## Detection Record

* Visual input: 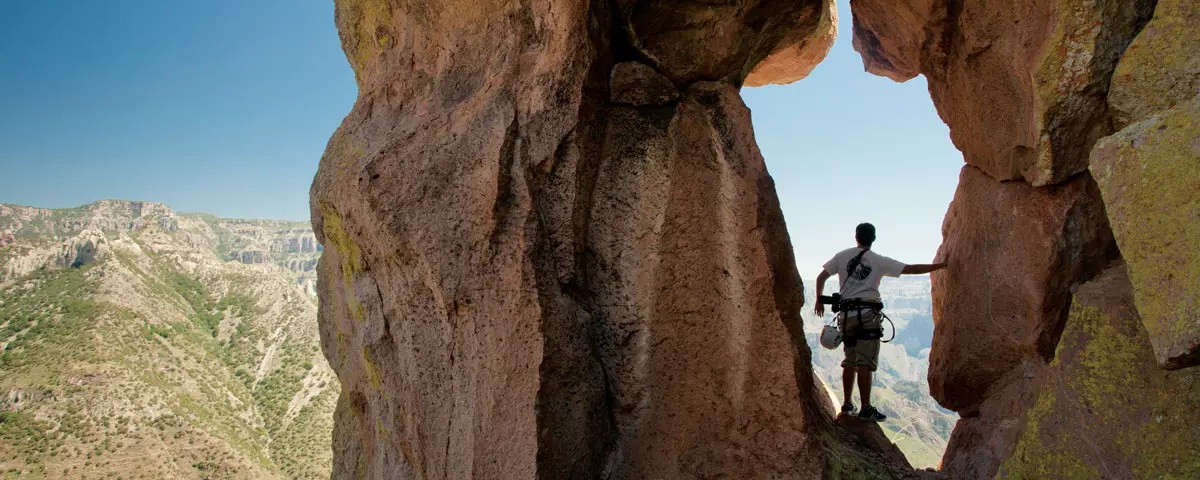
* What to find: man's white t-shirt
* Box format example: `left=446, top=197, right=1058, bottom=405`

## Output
left=822, top=248, right=906, bottom=301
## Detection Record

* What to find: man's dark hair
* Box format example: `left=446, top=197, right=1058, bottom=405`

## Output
left=856, top=223, right=876, bottom=248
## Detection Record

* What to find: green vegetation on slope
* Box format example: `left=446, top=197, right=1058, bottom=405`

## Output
left=0, top=201, right=337, bottom=479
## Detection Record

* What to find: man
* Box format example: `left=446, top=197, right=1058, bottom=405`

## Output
left=813, top=223, right=946, bottom=422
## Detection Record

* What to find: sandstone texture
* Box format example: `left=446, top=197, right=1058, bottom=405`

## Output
left=849, top=0, right=939, bottom=82
left=744, top=0, right=837, bottom=86
left=625, top=1, right=830, bottom=86
left=609, top=61, right=678, bottom=106
left=312, top=0, right=911, bottom=479
left=1090, top=0, right=1200, bottom=370
left=849, top=0, right=1200, bottom=478
left=311, top=0, right=1200, bottom=477
left=1091, top=91, right=1200, bottom=370
left=575, top=82, right=823, bottom=479
left=853, top=0, right=1155, bottom=185
left=938, top=358, right=1043, bottom=479
left=931, top=166, right=1116, bottom=414
left=998, top=263, right=1200, bottom=478
left=1107, top=0, right=1200, bottom=126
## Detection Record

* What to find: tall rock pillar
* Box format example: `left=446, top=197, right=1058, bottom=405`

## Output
left=311, top=0, right=910, bottom=478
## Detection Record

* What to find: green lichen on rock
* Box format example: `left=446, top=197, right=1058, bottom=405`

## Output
left=352, top=301, right=366, bottom=322
left=320, top=201, right=367, bottom=325
left=1001, top=387, right=1098, bottom=480
left=1090, top=96, right=1200, bottom=367
left=336, top=331, right=349, bottom=361
left=322, top=127, right=369, bottom=182
left=1071, top=306, right=1149, bottom=422
left=818, top=432, right=899, bottom=480
left=319, top=202, right=362, bottom=285
left=1121, top=367, right=1200, bottom=478
left=1000, top=285, right=1200, bottom=479
left=1026, top=0, right=1153, bottom=185
left=1108, top=0, right=1200, bottom=125
left=1033, top=0, right=1106, bottom=100
left=1078, top=297, right=1200, bottom=479
left=336, top=0, right=394, bottom=76
left=361, top=349, right=382, bottom=393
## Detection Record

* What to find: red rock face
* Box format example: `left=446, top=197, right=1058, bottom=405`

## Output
left=850, top=0, right=1200, bottom=478
left=313, top=0, right=1200, bottom=478
left=944, top=263, right=1200, bottom=478
left=744, top=0, right=837, bottom=86
left=931, top=166, right=1117, bottom=414
left=577, top=80, right=826, bottom=479
left=315, top=0, right=595, bottom=475
left=312, top=1, right=911, bottom=479
left=853, top=0, right=1155, bottom=185
left=998, top=263, right=1200, bottom=479
left=938, top=359, right=1043, bottom=479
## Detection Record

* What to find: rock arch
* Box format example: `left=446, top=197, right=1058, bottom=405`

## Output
left=310, top=0, right=1199, bottom=478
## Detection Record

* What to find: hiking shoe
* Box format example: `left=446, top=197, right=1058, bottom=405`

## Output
left=858, top=406, right=886, bottom=422
left=840, top=402, right=856, bottom=415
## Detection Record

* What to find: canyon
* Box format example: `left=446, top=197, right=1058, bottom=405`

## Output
left=0, top=200, right=336, bottom=478
left=310, top=0, right=1198, bottom=478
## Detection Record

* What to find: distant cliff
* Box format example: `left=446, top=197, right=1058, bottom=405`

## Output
left=191, top=214, right=322, bottom=297
left=1, top=201, right=320, bottom=296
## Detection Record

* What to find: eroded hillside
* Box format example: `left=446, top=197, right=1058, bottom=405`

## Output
left=0, top=201, right=336, bottom=479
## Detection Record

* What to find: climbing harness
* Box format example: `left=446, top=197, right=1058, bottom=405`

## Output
left=818, top=248, right=896, bottom=349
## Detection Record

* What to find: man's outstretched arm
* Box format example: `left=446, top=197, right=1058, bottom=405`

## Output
left=814, top=270, right=832, bottom=316
left=901, top=262, right=947, bottom=275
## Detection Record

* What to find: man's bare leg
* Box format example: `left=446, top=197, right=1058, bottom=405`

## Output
left=857, top=366, right=872, bottom=408
left=842, top=367, right=855, bottom=408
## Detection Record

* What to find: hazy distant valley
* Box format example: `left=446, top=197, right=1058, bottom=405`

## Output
left=0, top=201, right=336, bottom=479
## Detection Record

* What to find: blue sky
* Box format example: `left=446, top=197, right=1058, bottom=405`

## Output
left=0, top=0, right=355, bottom=221
left=746, top=1, right=962, bottom=275
left=0, top=0, right=960, bottom=275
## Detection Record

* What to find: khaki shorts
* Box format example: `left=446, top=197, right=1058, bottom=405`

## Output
left=840, top=308, right=882, bottom=372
